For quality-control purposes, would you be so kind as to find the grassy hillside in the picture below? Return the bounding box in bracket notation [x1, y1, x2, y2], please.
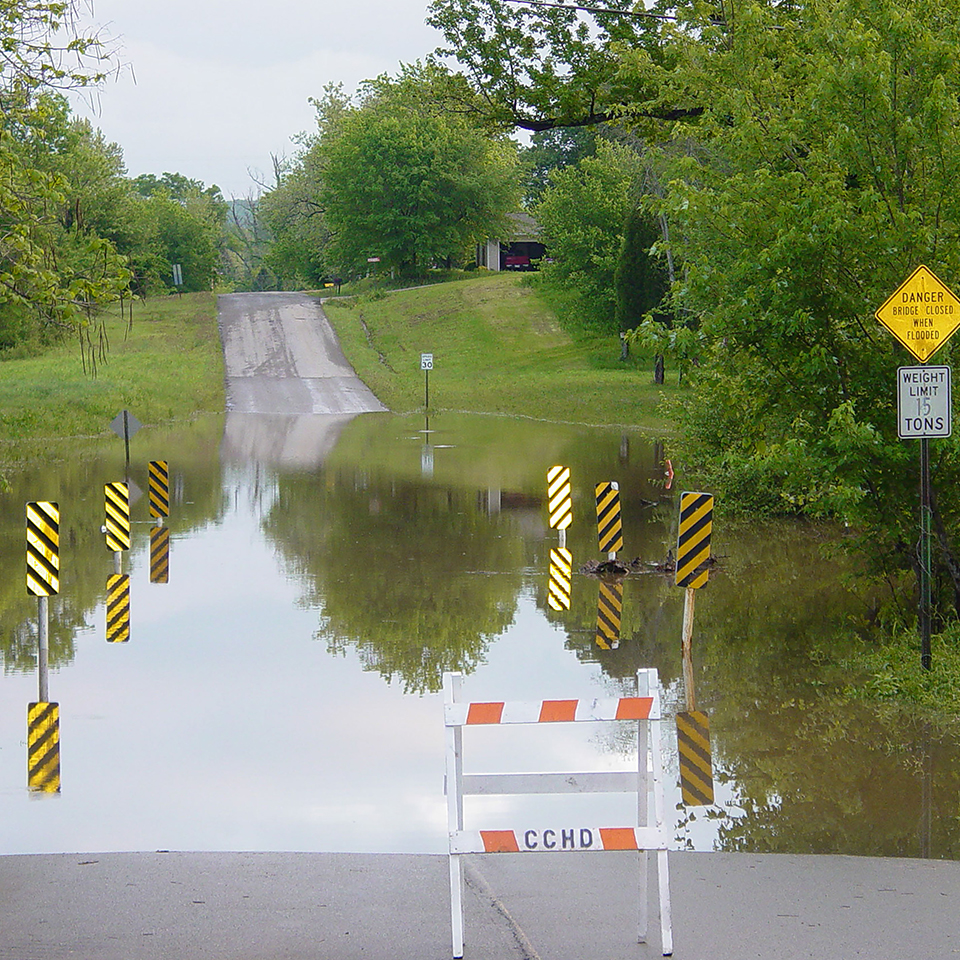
[0, 275, 677, 445]
[0, 293, 224, 442]
[322, 273, 678, 431]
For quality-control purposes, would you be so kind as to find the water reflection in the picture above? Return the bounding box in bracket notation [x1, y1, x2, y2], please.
[0, 411, 956, 860]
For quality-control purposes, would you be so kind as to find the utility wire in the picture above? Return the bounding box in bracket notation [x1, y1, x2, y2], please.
[502, 0, 682, 20]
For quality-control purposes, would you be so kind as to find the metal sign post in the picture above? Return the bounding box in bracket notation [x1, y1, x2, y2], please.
[896, 366, 951, 670]
[109, 410, 142, 469]
[920, 438, 933, 669]
[876, 268, 960, 670]
[421, 353, 433, 409]
[26, 501, 59, 702]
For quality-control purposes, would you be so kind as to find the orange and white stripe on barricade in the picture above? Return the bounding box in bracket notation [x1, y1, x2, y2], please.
[444, 695, 653, 726]
[442, 669, 673, 959]
[451, 825, 665, 854]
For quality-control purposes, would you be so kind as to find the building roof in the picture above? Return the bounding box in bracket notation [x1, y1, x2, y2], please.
[506, 212, 541, 242]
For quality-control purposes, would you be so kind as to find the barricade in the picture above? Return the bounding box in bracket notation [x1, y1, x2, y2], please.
[443, 668, 672, 958]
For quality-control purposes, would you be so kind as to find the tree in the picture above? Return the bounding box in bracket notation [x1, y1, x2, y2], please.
[521, 126, 598, 205]
[259, 144, 332, 288]
[614, 203, 670, 375]
[425, 0, 699, 131]
[644, 0, 960, 623]
[534, 139, 645, 331]
[222, 194, 277, 291]
[317, 66, 522, 277]
[0, 3, 127, 351]
[121, 174, 226, 294]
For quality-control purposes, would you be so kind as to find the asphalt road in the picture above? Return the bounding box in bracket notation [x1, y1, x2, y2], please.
[217, 291, 387, 467]
[218, 292, 387, 416]
[4, 293, 960, 958]
[2, 850, 958, 959]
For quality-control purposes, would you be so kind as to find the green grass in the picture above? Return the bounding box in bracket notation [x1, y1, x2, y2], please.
[0, 293, 225, 441]
[323, 273, 680, 432]
[0, 274, 678, 444]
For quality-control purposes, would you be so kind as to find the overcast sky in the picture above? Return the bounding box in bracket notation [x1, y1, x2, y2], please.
[71, 0, 444, 197]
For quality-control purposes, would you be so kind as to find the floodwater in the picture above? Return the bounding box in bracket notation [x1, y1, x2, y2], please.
[1, 411, 958, 859]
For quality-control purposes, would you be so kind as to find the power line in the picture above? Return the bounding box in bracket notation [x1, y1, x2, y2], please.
[502, 0, 681, 21]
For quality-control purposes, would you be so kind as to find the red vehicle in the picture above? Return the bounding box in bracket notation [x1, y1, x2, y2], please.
[504, 254, 532, 270]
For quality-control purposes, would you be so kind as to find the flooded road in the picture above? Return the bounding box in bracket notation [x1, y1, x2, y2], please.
[2, 410, 958, 860]
[1, 293, 958, 861]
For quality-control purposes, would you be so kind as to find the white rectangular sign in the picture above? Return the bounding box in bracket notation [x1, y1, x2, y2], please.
[898, 366, 951, 438]
[420, 353, 433, 371]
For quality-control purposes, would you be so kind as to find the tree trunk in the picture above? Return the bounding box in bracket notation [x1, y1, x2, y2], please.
[654, 354, 665, 384]
[929, 480, 960, 614]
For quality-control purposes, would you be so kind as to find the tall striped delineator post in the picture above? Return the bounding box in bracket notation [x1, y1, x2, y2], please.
[149, 460, 171, 583]
[26, 502, 62, 793]
[675, 492, 716, 807]
[547, 465, 572, 546]
[27, 700, 60, 793]
[26, 501, 59, 703]
[595, 579, 623, 649]
[105, 481, 130, 565]
[547, 547, 572, 611]
[104, 482, 131, 642]
[596, 481, 623, 559]
[443, 669, 673, 958]
[547, 466, 574, 611]
[675, 491, 714, 694]
[149, 460, 170, 520]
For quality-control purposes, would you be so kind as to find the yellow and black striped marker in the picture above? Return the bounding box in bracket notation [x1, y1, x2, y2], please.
[675, 492, 714, 589]
[547, 465, 572, 530]
[28, 701, 60, 793]
[150, 525, 170, 584]
[548, 547, 572, 611]
[106, 573, 130, 643]
[105, 482, 131, 552]
[677, 710, 715, 806]
[26, 501, 60, 597]
[595, 581, 622, 650]
[595, 482, 623, 555]
[149, 460, 170, 518]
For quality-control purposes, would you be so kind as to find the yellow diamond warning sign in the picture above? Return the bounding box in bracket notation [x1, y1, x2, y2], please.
[875, 265, 960, 362]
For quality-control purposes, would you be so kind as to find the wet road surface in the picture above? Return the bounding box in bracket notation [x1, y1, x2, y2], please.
[218, 291, 387, 416]
[217, 291, 387, 467]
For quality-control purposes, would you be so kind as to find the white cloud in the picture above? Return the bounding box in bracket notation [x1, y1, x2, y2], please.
[69, 0, 443, 196]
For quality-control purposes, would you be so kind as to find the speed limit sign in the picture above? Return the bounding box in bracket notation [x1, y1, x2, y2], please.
[421, 353, 434, 371]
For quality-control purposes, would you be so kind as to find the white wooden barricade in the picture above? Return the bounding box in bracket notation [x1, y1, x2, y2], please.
[443, 668, 672, 958]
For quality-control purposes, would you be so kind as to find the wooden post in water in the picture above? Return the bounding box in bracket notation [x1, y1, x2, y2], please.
[681, 587, 696, 711]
